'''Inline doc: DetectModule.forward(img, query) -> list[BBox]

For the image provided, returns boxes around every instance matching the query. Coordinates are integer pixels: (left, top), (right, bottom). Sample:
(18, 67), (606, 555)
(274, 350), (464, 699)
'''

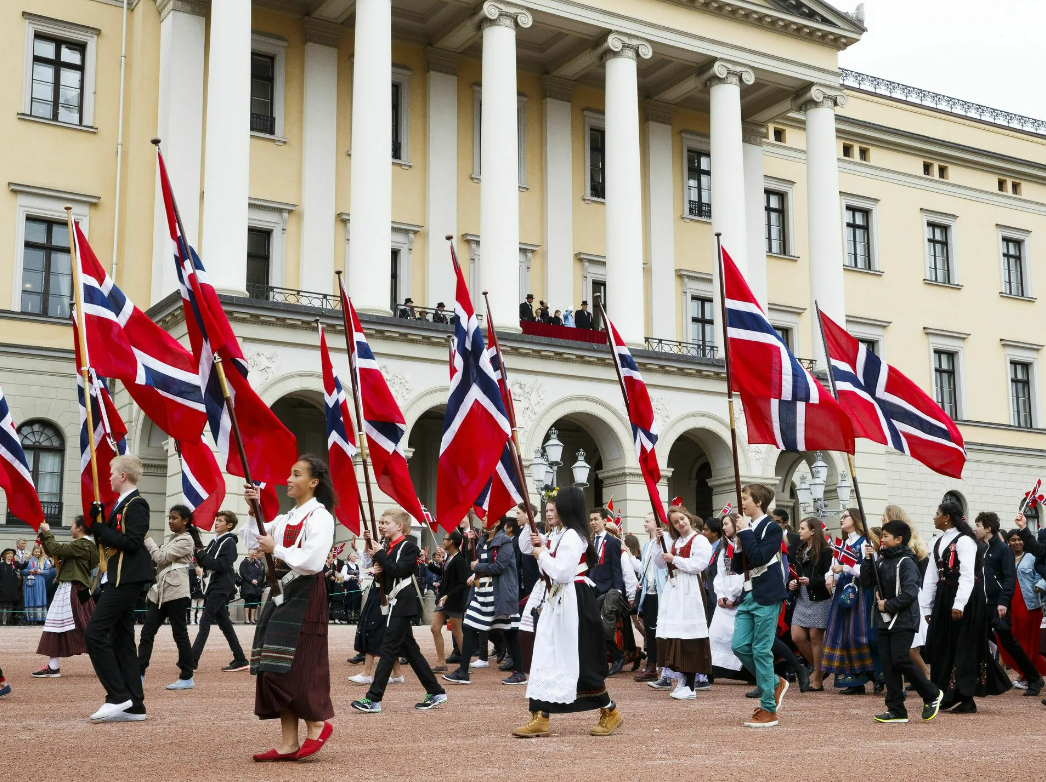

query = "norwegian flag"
(606, 315), (668, 526)
(421, 505), (436, 533)
(820, 310), (965, 479)
(437, 245), (511, 531)
(74, 223), (205, 442)
(725, 539), (735, 559)
(720, 502), (733, 517)
(832, 537), (858, 568)
(157, 148), (296, 486)
(331, 541), (347, 559)
(254, 482), (281, 524)
(722, 248), (855, 454)
(320, 324), (362, 533)
(74, 321), (127, 523)
(176, 438), (224, 531)
(671, 496), (684, 509)
(0, 386), (44, 530)
(1022, 479), (1044, 511)
(339, 285), (425, 527)
(788, 563), (800, 580)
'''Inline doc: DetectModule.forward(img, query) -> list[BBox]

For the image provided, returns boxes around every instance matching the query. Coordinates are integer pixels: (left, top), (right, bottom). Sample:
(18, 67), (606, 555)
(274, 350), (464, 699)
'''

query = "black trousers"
(641, 593), (659, 664)
(878, 629), (938, 717)
(994, 621), (1043, 685)
(366, 614), (445, 703)
(138, 597), (193, 680)
(191, 590), (246, 664)
(85, 581), (146, 708)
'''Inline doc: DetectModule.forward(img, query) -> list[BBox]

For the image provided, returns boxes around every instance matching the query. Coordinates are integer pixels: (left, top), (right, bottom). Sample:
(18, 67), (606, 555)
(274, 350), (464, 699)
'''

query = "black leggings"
(460, 626), (523, 675)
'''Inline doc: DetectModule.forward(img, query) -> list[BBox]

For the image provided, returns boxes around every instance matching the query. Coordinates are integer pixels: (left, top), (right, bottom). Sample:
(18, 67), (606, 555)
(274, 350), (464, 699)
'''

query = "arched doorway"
(535, 418), (603, 511)
(272, 391), (325, 514)
(666, 436), (713, 520)
(406, 405), (444, 514)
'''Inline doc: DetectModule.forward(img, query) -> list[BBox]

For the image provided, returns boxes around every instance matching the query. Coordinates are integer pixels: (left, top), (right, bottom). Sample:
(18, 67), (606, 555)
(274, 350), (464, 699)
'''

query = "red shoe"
(253, 749), (299, 762)
(295, 722), (333, 760)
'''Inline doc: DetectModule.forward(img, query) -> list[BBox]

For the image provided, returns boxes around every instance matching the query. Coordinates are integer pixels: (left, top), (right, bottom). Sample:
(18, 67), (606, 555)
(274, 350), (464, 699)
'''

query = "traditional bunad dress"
(709, 542), (745, 673)
(526, 529), (610, 714)
(36, 532), (98, 658)
(821, 532), (876, 688)
(653, 530), (713, 676)
(241, 498), (335, 721)
(518, 525), (564, 634)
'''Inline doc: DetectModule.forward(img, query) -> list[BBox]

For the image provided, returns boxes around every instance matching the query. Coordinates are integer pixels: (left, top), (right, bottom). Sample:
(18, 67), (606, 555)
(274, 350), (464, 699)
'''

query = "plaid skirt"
(820, 574), (876, 686)
(36, 582), (94, 658)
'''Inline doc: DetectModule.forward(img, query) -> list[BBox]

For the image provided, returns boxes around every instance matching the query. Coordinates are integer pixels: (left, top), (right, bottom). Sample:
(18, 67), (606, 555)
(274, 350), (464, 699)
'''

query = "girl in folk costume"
(653, 506), (714, 699)
(788, 517), (834, 691)
(241, 455), (335, 762)
(920, 501), (1011, 713)
(518, 498), (566, 675)
(883, 506), (933, 681)
(514, 487), (623, 738)
(822, 507), (878, 694)
(33, 517), (99, 678)
(349, 522), (404, 685)
(708, 514), (748, 682)
(22, 545), (55, 624)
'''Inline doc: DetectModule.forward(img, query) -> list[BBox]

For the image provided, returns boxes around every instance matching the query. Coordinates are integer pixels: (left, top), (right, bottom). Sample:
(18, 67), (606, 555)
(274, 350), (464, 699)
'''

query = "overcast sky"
(837, 0), (1046, 123)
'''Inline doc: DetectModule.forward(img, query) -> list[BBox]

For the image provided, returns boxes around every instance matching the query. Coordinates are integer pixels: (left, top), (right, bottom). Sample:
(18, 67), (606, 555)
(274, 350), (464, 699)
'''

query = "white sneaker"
(470, 659), (490, 669)
(389, 676), (405, 684)
(166, 678), (195, 690)
(670, 686), (697, 700)
(348, 674), (373, 685)
(89, 700), (133, 721)
(1014, 678), (1028, 690)
(100, 710), (147, 722)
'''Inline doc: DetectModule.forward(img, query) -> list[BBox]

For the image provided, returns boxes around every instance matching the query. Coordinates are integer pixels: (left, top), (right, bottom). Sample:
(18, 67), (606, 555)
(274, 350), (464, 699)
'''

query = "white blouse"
(919, 528), (977, 614)
(537, 529), (587, 585)
(653, 530), (712, 574)
(240, 497), (334, 576)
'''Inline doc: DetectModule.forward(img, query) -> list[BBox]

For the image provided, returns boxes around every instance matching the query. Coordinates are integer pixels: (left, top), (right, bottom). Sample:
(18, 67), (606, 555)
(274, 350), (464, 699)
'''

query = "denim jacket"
(639, 538), (668, 600)
(1015, 552), (1046, 611)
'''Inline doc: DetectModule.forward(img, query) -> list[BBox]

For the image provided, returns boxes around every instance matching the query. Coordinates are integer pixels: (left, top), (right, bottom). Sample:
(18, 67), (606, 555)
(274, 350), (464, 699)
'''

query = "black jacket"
(196, 532), (239, 596)
(574, 309), (593, 329)
(860, 544), (921, 632)
(590, 532), (624, 596)
(790, 544), (833, 602)
(434, 552), (469, 614)
(94, 490), (153, 586)
(373, 536), (423, 618)
(519, 302), (535, 321)
(238, 557), (266, 598)
(983, 535), (1017, 610)
(0, 560), (19, 602)
(517, 531), (541, 596)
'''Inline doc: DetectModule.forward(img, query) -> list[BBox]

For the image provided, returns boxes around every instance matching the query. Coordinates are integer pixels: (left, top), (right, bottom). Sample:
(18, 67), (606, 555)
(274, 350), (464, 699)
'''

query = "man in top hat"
(432, 302), (449, 324)
(519, 294), (536, 322)
(574, 301), (594, 330)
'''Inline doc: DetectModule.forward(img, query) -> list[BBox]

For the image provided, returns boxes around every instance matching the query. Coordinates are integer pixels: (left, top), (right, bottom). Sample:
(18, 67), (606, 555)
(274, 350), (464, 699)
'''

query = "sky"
(836, 0), (1046, 123)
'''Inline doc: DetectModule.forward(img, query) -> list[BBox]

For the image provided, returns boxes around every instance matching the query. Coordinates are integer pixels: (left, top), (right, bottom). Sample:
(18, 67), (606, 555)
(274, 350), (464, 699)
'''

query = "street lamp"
(533, 430), (592, 495)
(795, 451), (849, 521)
(571, 449), (592, 488)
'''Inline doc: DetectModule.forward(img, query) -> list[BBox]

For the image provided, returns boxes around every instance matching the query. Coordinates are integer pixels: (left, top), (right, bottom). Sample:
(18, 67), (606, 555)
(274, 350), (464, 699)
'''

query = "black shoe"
(441, 670), (471, 686)
(873, 711), (908, 723)
(501, 672), (527, 686)
(904, 683), (915, 691)
(399, 657), (408, 666)
(922, 691), (943, 722)
(797, 666), (811, 692)
(1040, 697), (1046, 707)
(745, 687), (760, 698)
(951, 699), (977, 714)
(1025, 677), (1045, 696)
(873, 682), (885, 695)
(446, 652), (461, 665)
(498, 657), (514, 672)
(495, 647), (507, 664)
(347, 653), (366, 665)
(840, 685), (865, 695)
(607, 655), (625, 677)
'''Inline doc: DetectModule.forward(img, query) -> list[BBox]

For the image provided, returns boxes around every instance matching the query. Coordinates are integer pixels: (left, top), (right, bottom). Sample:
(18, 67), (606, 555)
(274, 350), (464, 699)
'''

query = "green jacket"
(40, 529), (99, 589)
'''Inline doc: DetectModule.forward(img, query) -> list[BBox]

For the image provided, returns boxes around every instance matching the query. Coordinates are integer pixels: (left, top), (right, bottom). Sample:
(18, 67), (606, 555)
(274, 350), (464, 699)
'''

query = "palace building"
(2, 0), (1045, 547)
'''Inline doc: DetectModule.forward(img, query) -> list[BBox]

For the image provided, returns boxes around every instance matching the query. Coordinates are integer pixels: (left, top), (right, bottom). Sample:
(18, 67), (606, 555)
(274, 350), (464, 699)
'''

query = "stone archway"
(774, 450), (849, 533)
(271, 390), (325, 513)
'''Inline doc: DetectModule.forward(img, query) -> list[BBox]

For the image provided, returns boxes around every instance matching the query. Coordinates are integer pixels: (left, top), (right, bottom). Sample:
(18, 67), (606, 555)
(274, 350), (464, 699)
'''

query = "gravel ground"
(0, 624), (1039, 781)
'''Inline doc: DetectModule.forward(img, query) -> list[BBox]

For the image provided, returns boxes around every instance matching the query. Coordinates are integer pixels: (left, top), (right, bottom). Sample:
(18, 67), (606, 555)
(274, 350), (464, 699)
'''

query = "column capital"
(155, 0), (208, 22)
(472, 1), (533, 33)
(594, 31), (653, 63)
(643, 99), (675, 126)
(699, 60), (755, 89)
(425, 47), (462, 76)
(791, 84), (848, 112)
(541, 75), (575, 102)
(301, 17), (344, 48)
(741, 122), (766, 146)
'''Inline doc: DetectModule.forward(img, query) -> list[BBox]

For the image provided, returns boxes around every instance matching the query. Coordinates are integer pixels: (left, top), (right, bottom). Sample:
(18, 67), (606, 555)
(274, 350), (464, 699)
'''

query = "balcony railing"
(645, 338), (717, 359)
(795, 357), (817, 371)
(687, 200), (712, 219)
(6, 501), (62, 527)
(251, 113), (276, 135)
(247, 283), (340, 310)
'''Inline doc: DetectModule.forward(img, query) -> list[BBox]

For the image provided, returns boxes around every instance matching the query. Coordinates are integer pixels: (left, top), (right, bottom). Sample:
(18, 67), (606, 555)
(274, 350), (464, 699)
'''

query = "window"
(246, 228), (271, 296)
(772, 127), (785, 143)
(842, 143), (853, 158)
(690, 296), (714, 355)
(391, 66), (412, 164)
(1012, 182), (1023, 196)
(592, 279), (606, 330)
(250, 53), (275, 135)
(30, 36), (85, 124)
(390, 249), (400, 312)
(926, 223), (952, 283)
(775, 326), (793, 352)
(686, 149), (711, 219)
(845, 206), (872, 270)
(15, 421), (63, 526)
(858, 338), (878, 356)
(999, 178), (1008, 193)
(858, 146), (870, 162)
(589, 126), (606, 200)
(765, 191), (787, 255)
(1002, 238), (1025, 297)
(391, 82), (402, 159)
(937, 165), (949, 180)
(1011, 361), (1033, 428)
(933, 350), (958, 418)
(20, 218), (71, 319)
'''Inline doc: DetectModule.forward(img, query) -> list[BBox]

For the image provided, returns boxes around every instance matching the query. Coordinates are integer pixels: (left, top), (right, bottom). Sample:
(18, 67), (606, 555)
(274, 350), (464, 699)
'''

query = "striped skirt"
(464, 578), (520, 633)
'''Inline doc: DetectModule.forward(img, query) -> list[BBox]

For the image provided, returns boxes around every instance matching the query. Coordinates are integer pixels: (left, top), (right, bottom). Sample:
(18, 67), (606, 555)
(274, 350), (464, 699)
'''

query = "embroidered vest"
(934, 535), (961, 588)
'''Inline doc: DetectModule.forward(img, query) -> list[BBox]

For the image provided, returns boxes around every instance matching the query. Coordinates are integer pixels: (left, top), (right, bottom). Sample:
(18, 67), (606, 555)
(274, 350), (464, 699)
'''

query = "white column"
(541, 75), (574, 312)
(701, 60), (753, 347)
(348, 0), (392, 314)
(644, 100), (675, 340)
(151, 0), (206, 305)
(425, 48), (461, 310)
(601, 33), (652, 346)
(743, 122), (768, 310)
(299, 19), (341, 294)
(477, 2), (532, 330)
(794, 85), (848, 367)
(200, 0), (251, 296)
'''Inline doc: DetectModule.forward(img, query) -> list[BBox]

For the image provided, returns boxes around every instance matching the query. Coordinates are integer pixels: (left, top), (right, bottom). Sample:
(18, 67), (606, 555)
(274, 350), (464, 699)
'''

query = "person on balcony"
(574, 301), (594, 330)
(563, 309), (575, 328)
(519, 294), (536, 322)
(536, 300), (550, 323)
(432, 302), (449, 325)
(551, 310), (563, 326)
(397, 298), (418, 320)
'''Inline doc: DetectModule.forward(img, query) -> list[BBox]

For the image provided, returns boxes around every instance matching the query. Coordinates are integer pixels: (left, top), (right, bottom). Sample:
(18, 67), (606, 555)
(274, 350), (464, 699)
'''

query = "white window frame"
(997, 225), (1033, 300)
(922, 209), (960, 287)
(391, 221), (422, 302)
(10, 183), (97, 314)
(583, 110), (606, 203)
(840, 192), (881, 273)
(578, 252), (606, 303)
(391, 65), (412, 167)
(1002, 340), (1043, 428)
(519, 243), (538, 303)
(680, 132), (711, 223)
(925, 327), (969, 420)
(767, 303), (804, 356)
(21, 13), (99, 130)
(677, 269), (714, 346)
(250, 32), (288, 144)
(763, 176), (797, 258)
(247, 198), (295, 289)
(471, 85), (527, 188)
(845, 315), (890, 362)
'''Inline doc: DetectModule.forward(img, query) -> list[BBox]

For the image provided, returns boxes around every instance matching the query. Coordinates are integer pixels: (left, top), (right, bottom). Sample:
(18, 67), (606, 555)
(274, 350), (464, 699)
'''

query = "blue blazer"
(589, 533), (624, 596)
(732, 515), (787, 606)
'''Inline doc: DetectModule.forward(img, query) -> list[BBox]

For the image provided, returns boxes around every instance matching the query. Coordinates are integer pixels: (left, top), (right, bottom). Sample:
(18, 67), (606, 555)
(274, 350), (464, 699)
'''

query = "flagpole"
(714, 233), (749, 581)
(593, 293), (673, 577)
(814, 302), (883, 595)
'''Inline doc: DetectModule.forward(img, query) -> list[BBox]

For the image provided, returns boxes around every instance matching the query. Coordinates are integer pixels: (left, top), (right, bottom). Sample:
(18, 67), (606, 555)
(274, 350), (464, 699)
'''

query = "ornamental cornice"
(643, 100), (675, 126)
(471, 1), (533, 33)
(594, 32), (653, 63)
(741, 122), (766, 146)
(300, 17), (344, 48)
(699, 60), (755, 89)
(791, 84), (847, 112)
(541, 75), (575, 103)
(425, 47), (462, 76)
(154, 0), (208, 21)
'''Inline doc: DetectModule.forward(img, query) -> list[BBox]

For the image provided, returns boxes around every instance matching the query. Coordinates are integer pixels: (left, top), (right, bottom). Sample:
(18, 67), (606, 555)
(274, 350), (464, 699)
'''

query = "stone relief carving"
(651, 396), (671, 432)
(247, 350), (279, 384)
(510, 379), (544, 439)
(380, 364), (412, 405)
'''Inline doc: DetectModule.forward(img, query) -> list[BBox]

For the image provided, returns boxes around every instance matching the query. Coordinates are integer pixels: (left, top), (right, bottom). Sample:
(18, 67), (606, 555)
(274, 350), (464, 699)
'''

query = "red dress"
(1000, 578), (1046, 677)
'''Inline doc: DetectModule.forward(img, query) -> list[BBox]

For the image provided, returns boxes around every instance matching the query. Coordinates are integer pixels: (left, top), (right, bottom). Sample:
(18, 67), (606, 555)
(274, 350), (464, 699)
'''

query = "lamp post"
(795, 451), (851, 521)
(532, 429), (592, 496)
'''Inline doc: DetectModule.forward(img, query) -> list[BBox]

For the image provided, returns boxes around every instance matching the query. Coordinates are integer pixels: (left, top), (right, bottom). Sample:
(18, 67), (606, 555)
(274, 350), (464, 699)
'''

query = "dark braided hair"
(938, 500), (977, 544)
(555, 487), (596, 568)
(170, 504), (203, 548)
(297, 454), (336, 514)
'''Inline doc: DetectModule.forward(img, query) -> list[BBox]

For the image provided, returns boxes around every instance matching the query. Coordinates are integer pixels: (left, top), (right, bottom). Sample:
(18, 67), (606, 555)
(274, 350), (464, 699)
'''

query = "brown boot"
(512, 711), (550, 738)
(633, 664), (657, 682)
(590, 705), (623, 736)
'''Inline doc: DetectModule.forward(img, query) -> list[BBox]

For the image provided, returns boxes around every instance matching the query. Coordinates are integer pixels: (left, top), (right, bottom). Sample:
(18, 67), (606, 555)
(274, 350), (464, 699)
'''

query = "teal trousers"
(731, 591), (781, 713)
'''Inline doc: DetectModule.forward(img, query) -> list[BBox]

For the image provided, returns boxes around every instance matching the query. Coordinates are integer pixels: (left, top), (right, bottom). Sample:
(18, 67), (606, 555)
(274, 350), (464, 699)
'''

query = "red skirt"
(1000, 584), (1046, 677)
(36, 587), (94, 658)
(254, 576), (333, 722)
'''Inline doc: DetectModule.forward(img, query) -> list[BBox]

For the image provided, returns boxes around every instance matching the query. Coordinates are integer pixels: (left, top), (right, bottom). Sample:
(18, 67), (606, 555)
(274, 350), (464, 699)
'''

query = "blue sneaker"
(0, 682), (10, 698)
(351, 698), (382, 713)
(415, 693), (447, 710)
(166, 677), (195, 690)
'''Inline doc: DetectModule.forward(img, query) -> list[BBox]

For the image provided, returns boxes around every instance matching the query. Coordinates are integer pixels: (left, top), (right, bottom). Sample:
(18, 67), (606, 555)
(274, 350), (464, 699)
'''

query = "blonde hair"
(884, 504), (928, 559)
(666, 506), (702, 540)
(111, 455), (143, 484)
(381, 507), (411, 536)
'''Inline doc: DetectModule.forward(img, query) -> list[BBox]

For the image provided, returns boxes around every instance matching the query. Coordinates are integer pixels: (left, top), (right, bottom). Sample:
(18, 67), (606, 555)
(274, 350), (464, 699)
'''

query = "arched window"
(17, 421), (64, 525)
